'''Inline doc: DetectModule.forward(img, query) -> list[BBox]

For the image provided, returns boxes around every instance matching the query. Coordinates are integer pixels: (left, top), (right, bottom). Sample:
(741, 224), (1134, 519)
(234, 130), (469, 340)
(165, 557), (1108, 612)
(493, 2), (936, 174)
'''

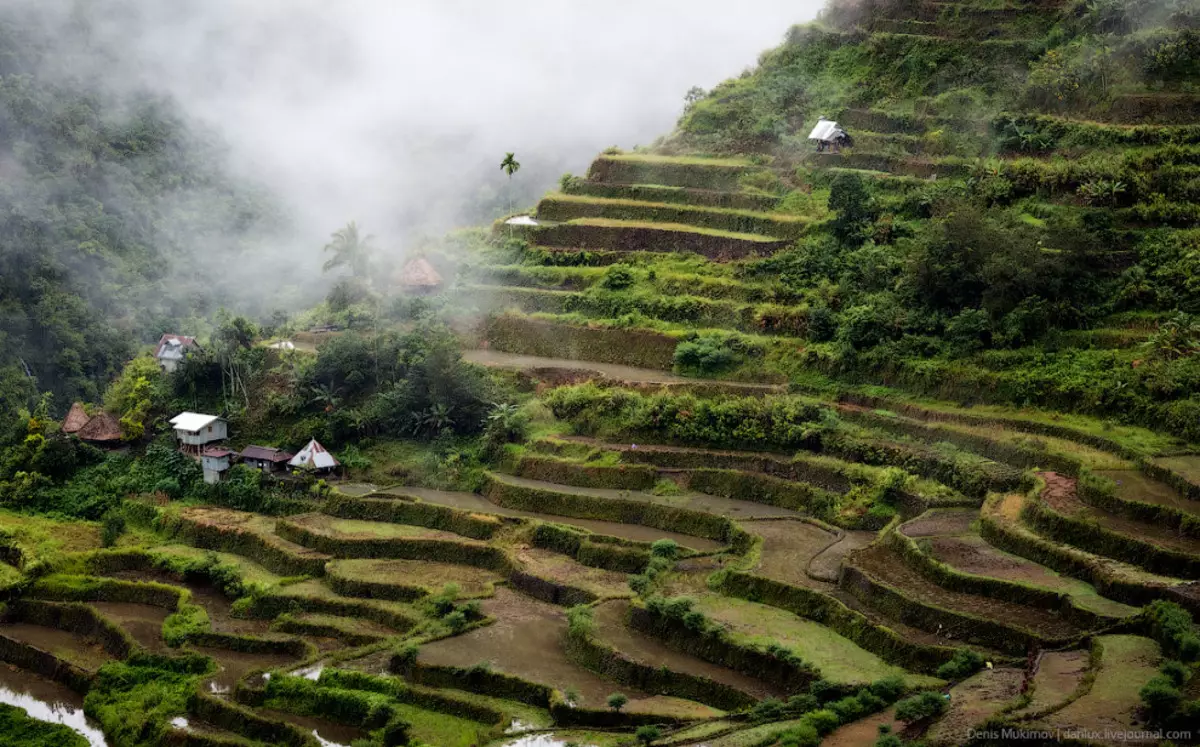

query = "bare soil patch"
(926, 668), (1023, 747)
(327, 559), (501, 598)
(88, 602), (170, 652)
(0, 623), (112, 672)
(852, 544), (1085, 640)
(743, 519), (839, 590)
(900, 509), (977, 538)
(1043, 635), (1160, 746)
(808, 529), (875, 582)
(926, 536), (1136, 619)
(515, 547), (631, 599)
(190, 645), (300, 694)
(1039, 472), (1200, 556)
(1013, 650), (1089, 717)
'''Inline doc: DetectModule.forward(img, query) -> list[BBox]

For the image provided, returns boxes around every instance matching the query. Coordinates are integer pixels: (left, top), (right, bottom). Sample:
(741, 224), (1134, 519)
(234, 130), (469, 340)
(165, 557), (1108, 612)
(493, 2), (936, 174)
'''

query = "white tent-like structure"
(807, 117), (852, 151)
(288, 438), (340, 473)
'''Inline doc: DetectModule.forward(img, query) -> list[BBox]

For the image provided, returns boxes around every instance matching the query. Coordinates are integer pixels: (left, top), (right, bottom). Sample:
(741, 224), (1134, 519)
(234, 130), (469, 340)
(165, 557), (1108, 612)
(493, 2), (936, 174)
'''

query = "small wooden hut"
(77, 412), (122, 444)
(396, 257), (443, 295)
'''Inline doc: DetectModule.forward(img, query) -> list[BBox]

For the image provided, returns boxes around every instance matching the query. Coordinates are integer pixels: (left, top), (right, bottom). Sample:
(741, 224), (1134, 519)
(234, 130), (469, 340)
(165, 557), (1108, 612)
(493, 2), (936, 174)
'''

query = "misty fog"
(77, 0), (821, 253)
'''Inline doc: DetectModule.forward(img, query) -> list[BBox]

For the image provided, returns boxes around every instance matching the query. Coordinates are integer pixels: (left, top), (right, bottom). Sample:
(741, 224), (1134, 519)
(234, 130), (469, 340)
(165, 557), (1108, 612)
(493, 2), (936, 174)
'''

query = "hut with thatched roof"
(396, 257), (443, 295)
(77, 412), (122, 444)
(62, 402), (91, 435)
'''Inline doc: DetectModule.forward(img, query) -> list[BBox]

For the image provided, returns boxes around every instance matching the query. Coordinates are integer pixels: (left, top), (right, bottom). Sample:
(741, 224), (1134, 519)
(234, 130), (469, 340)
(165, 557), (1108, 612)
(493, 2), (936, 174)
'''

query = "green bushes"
(315, 668), (504, 725)
(564, 604), (760, 711)
(0, 703), (87, 747)
(483, 313), (679, 370)
(544, 384), (824, 452)
(633, 596), (820, 691)
(935, 648), (984, 681)
(530, 522), (652, 574)
(1145, 601), (1200, 662)
(485, 472), (741, 548)
(894, 690), (948, 723)
(514, 454), (658, 490)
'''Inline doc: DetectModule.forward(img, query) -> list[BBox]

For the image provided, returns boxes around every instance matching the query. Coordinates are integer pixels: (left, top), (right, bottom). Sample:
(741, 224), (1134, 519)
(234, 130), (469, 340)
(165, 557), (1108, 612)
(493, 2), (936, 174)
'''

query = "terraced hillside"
(4, 0), (1200, 746)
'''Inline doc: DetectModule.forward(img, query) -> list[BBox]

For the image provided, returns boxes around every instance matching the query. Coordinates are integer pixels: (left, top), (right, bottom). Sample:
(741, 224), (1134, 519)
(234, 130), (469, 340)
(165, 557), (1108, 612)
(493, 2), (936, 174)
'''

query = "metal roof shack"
(155, 334), (200, 373)
(241, 445), (294, 473)
(171, 412), (228, 450)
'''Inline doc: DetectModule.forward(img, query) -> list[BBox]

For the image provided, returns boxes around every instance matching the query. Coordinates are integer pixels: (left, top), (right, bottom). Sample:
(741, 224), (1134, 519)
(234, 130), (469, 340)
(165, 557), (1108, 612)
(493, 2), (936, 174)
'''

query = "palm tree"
(500, 152), (521, 214)
(322, 221), (376, 279)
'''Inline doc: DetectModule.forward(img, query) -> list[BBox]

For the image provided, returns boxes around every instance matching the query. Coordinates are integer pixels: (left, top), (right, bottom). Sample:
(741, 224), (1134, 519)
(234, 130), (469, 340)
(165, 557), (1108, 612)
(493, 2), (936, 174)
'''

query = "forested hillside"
(0, 5), (289, 418)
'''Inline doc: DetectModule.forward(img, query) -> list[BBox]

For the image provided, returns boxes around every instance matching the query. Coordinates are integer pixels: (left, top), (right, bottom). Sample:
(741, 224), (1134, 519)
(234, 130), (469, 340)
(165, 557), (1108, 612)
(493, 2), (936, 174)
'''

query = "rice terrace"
(3, 0), (1200, 745)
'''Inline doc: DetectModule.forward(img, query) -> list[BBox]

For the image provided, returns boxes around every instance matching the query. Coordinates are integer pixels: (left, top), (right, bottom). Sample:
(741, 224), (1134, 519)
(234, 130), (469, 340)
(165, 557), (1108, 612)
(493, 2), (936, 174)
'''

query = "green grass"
(150, 544), (283, 586)
(685, 593), (940, 688)
(388, 702), (496, 747)
(563, 217), (784, 242)
(544, 192), (807, 223)
(602, 153), (757, 167)
(0, 703), (88, 747)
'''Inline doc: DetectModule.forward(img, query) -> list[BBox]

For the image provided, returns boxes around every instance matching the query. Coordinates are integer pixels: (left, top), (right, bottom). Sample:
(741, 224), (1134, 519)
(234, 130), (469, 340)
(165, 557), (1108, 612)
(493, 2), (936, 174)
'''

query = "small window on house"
(207, 425), (212, 433)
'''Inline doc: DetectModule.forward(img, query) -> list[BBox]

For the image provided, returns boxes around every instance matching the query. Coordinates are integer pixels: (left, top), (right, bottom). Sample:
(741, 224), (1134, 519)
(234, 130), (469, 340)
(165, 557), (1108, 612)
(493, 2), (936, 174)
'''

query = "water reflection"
(0, 666), (107, 746)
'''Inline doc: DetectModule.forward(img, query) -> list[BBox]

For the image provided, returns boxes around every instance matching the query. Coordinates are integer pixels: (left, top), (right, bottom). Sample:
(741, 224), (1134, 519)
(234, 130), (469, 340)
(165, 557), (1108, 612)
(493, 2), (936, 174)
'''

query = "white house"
(171, 412), (228, 452)
(155, 334), (199, 373)
(288, 439), (340, 475)
(807, 117), (853, 152)
(201, 447), (234, 484)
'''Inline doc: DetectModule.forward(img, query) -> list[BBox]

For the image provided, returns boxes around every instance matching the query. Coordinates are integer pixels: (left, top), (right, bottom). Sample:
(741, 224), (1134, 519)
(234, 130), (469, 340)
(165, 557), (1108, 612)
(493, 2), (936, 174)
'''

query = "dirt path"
(591, 600), (784, 700)
(900, 509), (977, 538)
(823, 706), (901, 747)
(807, 529), (876, 583)
(1095, 468), (1200, 516)
(1039, 472), (1200, 557)
(851, 543), (1085, 641)
(385, 486), (721, 551)
(925, 668), (1024, 747)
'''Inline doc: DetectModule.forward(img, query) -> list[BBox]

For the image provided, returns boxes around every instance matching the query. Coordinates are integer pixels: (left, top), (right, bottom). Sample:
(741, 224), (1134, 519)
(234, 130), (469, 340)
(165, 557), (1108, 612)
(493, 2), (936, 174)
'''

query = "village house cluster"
(168, 411), (339, 484)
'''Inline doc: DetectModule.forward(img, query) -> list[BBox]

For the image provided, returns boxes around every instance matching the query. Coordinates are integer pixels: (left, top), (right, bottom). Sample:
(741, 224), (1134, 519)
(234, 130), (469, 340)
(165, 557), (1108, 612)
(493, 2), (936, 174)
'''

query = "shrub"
(650, 538), (678, 559)
(804, 708), (841, 735)
(607, 692), (628, 712)
(1162, 659), (1191, 688)
(869, 675), (906, 702)
(636, 725), (662, 745)
(936, 648), (984, 680)
(779, 723), (821, 747)
(601, 264), (637, 290)
(1146, 600), (1200, 662)
(100, 510), (126, 548)
(895, 691), (948, 723)
(1141, 675), (1183, 724)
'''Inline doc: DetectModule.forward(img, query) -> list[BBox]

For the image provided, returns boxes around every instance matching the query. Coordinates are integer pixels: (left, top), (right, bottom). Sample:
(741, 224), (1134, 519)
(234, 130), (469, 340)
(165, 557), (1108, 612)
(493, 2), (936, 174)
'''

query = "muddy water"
(88, 602), (170, 652)
(0, 623), (112, 671)
(189, 646), (300, 694)
(0, 663), (107, 746)
(258, 708), (367, 747)
(392, 486), (722, 551)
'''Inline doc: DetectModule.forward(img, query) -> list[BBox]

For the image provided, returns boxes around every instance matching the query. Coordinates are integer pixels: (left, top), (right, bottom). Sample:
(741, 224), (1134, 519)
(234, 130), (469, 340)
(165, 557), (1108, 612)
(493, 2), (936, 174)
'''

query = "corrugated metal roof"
(242, 445), (293, 462)
(808, 119), (844, 142)
(171, 412), (222, 432)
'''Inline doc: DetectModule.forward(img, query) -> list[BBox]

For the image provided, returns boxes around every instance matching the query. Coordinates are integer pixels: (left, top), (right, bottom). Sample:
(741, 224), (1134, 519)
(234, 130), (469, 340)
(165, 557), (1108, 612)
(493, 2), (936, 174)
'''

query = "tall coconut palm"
(500, 152), (521, 212)
(322, 221), (375, 279)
